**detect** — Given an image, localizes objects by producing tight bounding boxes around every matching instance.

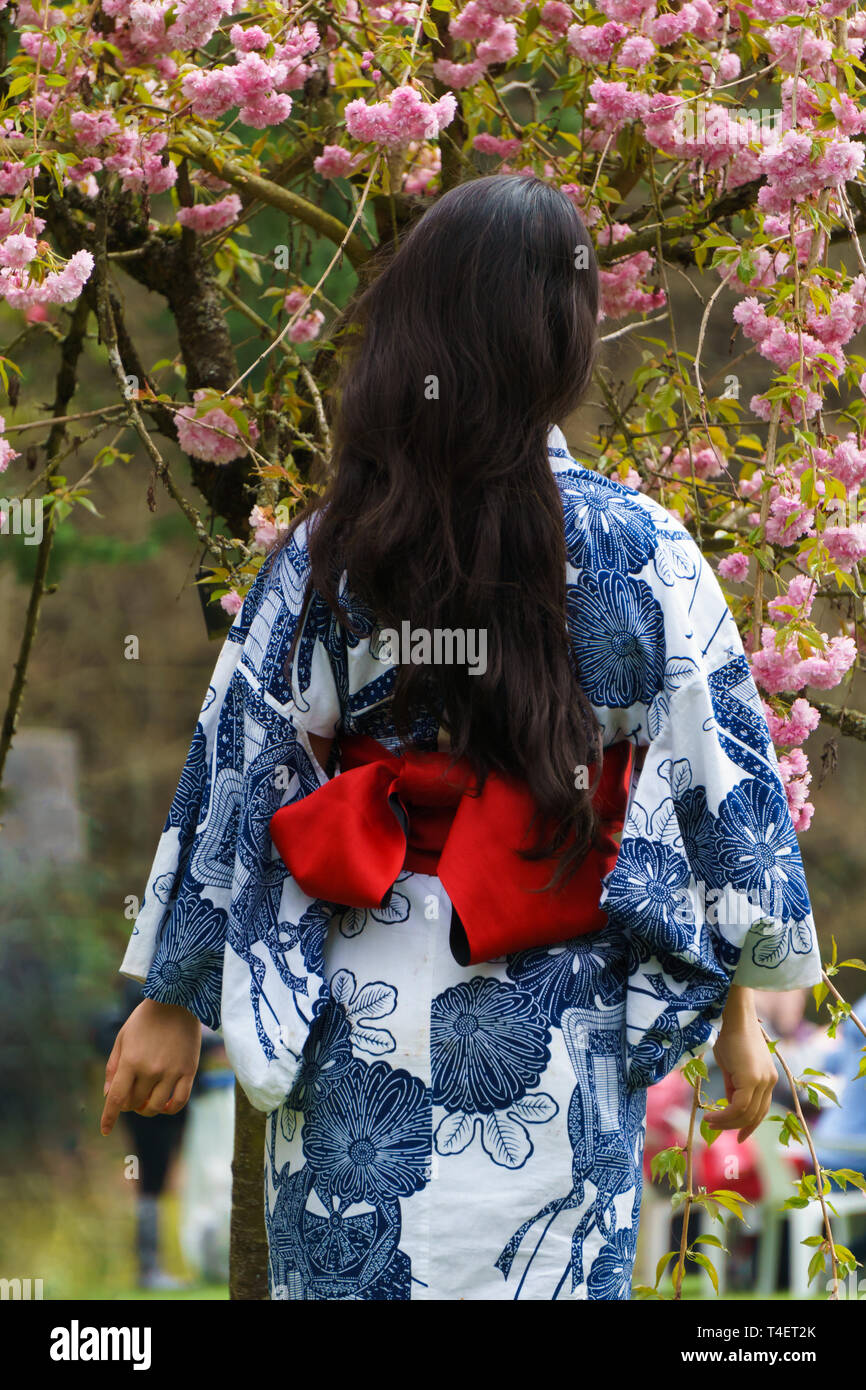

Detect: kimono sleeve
[118,559,280,1028]
[572,500,822,1087]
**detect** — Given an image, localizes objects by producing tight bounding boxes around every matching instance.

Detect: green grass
[0,1130,229,1301]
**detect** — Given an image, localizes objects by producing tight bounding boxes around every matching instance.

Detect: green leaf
[6,73,34,98]
[700,1117,721,1146]
[691,1233,726,1251]
[709,1190,749,1219]
[689,1250,720,1293]
[807,1248,826,1284]
[655,1249,676,1286]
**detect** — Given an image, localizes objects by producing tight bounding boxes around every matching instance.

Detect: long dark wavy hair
[285,172,604,886]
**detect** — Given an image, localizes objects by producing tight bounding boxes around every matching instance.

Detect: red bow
[270,733,632,964]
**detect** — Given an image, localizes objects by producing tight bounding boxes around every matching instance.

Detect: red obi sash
[270,733,632,965]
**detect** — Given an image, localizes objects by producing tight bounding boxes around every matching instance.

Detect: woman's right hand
[100,998,202,1135]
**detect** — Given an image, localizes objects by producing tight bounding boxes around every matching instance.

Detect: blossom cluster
[175,390,259,464]
[345,85,457,151]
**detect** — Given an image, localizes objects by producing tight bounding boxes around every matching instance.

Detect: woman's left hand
[708,987,778,1143]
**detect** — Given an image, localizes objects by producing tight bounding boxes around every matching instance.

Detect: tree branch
[595,179,763,267]
[174,137,372,269]
[0,295,90,789]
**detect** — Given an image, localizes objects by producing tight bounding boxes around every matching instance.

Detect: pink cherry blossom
[313,145,363,178]
[220,589,244,615]
[778,748,814,831]
[229,24,270,53]
[586,80,651,135]
[476,18,519,64]
[0,162,32,197]
[600,243,667,318]
[799,634,857,688]
[822,524,866,571]
[620,36,656,69]
[765,25,832,77]
[1,248,95,310]
[450,1,505,41]
[538,1,572,34]
[750,630,802,694]
[473,133,523,158]
[764,697,821,746]
[596,0,657,21]
[826,436,866,491]
[249,503,290,551]
[669,445,725,480]
[566,23,628,64]
[0,413,20,472]
[764,491,815,546]
[718,552,750,581]
[650,5,699,46]
[175,390,259,464]
[177,194,242,234]
[345,85,457,150]
[402,141,441,194]
[767,573,816,621]
[70,109,121,147]
[432,58,486,88]
[288,309,325,343]
[0,234,37,269]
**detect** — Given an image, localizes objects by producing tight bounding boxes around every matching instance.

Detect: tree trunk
[229,1081,270,1299]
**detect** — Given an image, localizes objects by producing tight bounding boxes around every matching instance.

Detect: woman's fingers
[161,1074,195,1116]
[733,1087,765,1143]
[737,1080,776,1142]
[706,1077,774,1140]
[100,1061,134,1135]
[136,1076,182,1118]
[103,1031,122,1094]
[705,1084,751,1131]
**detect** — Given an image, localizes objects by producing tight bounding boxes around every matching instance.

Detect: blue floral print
[567,568,666,708]
[431,976,551,1114]
[713,776,810,922]
[602,839,694,951]
[301,1059,430,1204]
[562,473,658,574]
[506,929,628,1026]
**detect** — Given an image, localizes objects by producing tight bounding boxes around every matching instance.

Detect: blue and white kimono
[120,424,822,1300]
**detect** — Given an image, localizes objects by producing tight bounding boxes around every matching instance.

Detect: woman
[102,173,822,1300]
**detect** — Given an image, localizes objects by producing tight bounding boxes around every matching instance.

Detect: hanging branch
[764,1029,841,1298]
[0,294,91,789]
[673,1081,701,1300]
[0,504,56,789]
[220,283,332,468]
[821,972,866,1041]
[93,197,245,571]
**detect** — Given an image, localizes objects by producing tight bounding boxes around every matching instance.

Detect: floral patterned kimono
[121,424,822,1301]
